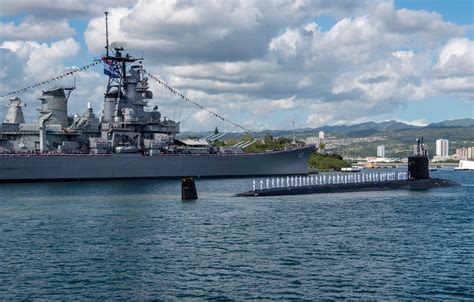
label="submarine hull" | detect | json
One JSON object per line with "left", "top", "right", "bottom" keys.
{"left": 237, "top": 178, "right": 460, "bottom": 197}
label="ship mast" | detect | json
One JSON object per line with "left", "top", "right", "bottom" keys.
{"left": 102, "top": 12, "right": 141, "bottom": 119}
{"left": 105, "top": 11, "right": 109, "bottom": 57}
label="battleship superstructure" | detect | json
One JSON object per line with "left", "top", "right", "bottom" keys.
{"left": 0, "top": 21, "right": 314, "bottom": 182}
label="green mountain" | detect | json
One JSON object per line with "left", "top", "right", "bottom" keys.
{"left": 180, "top": 118, "right": 473, "bottom": 141}
{"left": 427, "top": 118, "right": 474, "bottom": 128}
{"left": 180, "top": 118, "right": 473, "bottom": 158}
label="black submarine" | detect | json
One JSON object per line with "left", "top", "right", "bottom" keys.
{"left": 237, "top": 138, "right": 459, "bottom": 197}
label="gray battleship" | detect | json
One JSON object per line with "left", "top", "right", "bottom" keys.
{"left": 0, "top": 31, "right": 314, "bottom": 182}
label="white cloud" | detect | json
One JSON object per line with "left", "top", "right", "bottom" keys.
{"left": 0, "top": 38, "right": 97, "bottom": 122}
{"left": 433, "top": 38, "right": 474, "bottom": 99}
{"left": 67, "top": 70, "right": 108, "bottom": 116}
{"left": 375, "top": 2, "right": 466, "bottom": 41}
{"left": 332, "top": 50, "right": 433, "bottom": 101}
{"left": 169, "top": 75, "right": 263, "bottom": 92}
{"left": 0, "top": 17, "right": 75, "bottom": 41}
{"left": 395, "top": 119, "right": 429, "bottom": 127}
{"left": 84, "top": 7, "right": 132, "bottom": 56}
{"left": 84, "top": 0, "right": 382, "bottom": 63}
{"left": 1, "top": 0, "right": 472, "bottom": 131}
{"left": 269, "top": 28, "right": 304, "bottom": 59}
{"left": 436, "top": 38, "right": 474, "bottom": 77}
{"left": 0, "top": 0, "right": 138, "bottom": 19}
{"left": 84, "top": 1, "right": 271, "bottom": 62}
{"left": 1, "top": 38, "right": 80, "bottom": 81}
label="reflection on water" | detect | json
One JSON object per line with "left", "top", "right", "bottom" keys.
{"left": 0, "top": 169, "right": 473, "bottom": 299}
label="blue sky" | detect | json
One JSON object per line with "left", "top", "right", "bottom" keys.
{"left": 0, "top": 0, "right": 473, "bottom": 131}
{"left": 396, "top": 0, "right": 474, "bottom": 25}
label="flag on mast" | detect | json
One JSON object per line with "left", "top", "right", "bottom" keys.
{"left": 102, "top": 58, "right": 120, "bottom": 78}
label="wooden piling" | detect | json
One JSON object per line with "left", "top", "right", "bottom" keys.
{"left": 182, "top": 177, "right": 198, "bottom": 200}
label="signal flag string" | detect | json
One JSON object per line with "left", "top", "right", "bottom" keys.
{"left": 0, "top": 61, "right": 100, "bottom": 98}
{"left": 146, "top": 71, "right": 254, "bottom": 133}
{"left": 0, "top": 60, "right": 253, "bottom": 133}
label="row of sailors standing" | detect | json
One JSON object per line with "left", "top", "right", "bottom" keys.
{"left": 252, "top": 172, "right": 409, "bottom": 191}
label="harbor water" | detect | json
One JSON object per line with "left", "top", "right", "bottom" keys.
{"left": 0, "top": 169, "right": 473, "bottom": 299}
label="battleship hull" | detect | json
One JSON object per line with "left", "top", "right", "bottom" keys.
{"left": 0, "top": 145, "right": 314, "bottom": 182}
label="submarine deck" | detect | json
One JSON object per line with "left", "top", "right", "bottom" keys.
{"left": 237, "top": 178, "right": 460, "bottom": 197}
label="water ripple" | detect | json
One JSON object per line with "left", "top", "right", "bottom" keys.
{"left": 0, "top": 170, "right": 473, "bottom": 299}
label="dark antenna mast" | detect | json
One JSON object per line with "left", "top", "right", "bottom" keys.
{"left": 104, "top": 11, "right": 109, "bottom": 57}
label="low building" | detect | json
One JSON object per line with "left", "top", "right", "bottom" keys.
{"left": 455, "top": 147, "right": 474, "bottom": 160}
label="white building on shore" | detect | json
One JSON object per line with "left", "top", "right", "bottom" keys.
{"left": 318, "top": 131, "right": 325, "bottom": 144}
{"left": 433, "top": 139, "right": 449, "bottom": 161}
{"left": 377, "top": 145, "right": 386, "bottom": 158}
{"left": 455, "top": 147, "right": 474, "bottom": 160}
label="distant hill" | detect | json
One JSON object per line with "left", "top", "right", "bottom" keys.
{"left": 180, "top": 118, "right": 473, "bottom": 141}
{"left": 316, "top": 120, "right": 418, "bottom": 134}
{"left": 179, "top": 118, "right": 474, "bottom": 158}
{"left": 426, "top": 118, "right": 474, "bottom": 128}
